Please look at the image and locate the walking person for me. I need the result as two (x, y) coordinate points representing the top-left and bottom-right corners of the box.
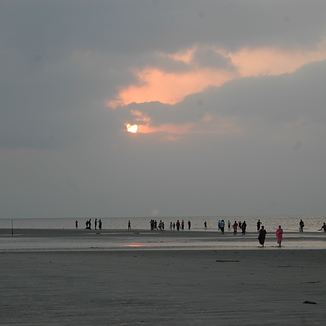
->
(233, 221), (238, 235)
(276, 225), (283, 247)
(258, 226), (267, 247)
(128, 220), (131, 230)
(257, 219), (261, 231)
(220, 220), (225, 234)
(241, 221), (247, 234)
(299, 219), (304, 232)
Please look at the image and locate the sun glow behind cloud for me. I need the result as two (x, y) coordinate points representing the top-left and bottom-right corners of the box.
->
(126, 123), (138, 133)
(108, 40), (326, 137)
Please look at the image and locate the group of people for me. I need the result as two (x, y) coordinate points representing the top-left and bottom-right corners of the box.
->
(83, 218), (102, 230)
(167, 220), (191, 231)
(257, 224), (283, 247)
(149, 219), (166, 230)
(230, 220), (247, 235)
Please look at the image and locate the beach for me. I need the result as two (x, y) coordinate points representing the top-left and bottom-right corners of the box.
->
(0, 230), (325, 325)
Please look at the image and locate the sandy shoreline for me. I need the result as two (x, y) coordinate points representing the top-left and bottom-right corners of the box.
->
(0, 250), (325, 325)
(0, 229), (325, 326)
(0, 229), (325, 251)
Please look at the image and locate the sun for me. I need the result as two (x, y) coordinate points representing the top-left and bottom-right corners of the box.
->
(126, 123), (138, 133)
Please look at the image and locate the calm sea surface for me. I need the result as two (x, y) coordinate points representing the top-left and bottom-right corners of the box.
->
(1, 215), (325, 232)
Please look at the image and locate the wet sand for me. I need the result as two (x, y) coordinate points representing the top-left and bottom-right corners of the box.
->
(0, 230), (325, 325)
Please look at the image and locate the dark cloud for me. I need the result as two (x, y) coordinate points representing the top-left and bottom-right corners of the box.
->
(1, 1), (326, 218)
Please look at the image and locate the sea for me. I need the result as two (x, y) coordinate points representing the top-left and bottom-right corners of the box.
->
(0, 215), (325, 232)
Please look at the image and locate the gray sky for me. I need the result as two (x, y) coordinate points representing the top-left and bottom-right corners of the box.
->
(1, 1), (326, 218)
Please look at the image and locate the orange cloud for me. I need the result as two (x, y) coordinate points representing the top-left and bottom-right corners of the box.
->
(227, 40), (326, 77)
(107, 67), (236, 108)
(136, 114), (242, 139)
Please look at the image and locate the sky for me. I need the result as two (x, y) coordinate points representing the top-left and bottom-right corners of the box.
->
(1, 0), (326, 219)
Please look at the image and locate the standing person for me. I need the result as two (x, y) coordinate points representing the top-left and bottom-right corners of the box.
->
(228, 220), (231, 230)
(75, 220), (78, 229)
(258, 226), (267, 247)
(181, 220), (185, 230)
(188, 220), (191, 230)
(233, 221), (238, 235)
(299, 219), (304, 232)
(204, 221), (207, 229)
(220, 220), (225, 234)
(176, 220), (180, 231)
(128, 220), (131, 230)
(95, 219), (97, 230)
(98, 219), (102, 230)
(241, 221), (247, 234)
(276, 225), (283, 247)
(257, 219), (261, 231)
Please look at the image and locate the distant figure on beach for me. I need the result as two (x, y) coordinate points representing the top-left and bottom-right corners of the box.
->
(176, 220), (180, 231)
(85, 219), (92, 230)
(241, 221), (247, 234)
(233, 221), (238, 235)
(276, 225), (283, 247)
(128, 220), (131, 230)
(219, 220), (225, 234)
(257, 219), (261, 231)
(181, 220), (184, 230)
(258, 226), (266, 247)
(228, 220), (231, 230)
(98, 219), (102, 230)
(204, 221), (207, 229)
(75, 220), (78, 229)
(318, 223), (326, 232)
(188, 220), (191, 230)
(95, 219), (97, 230)
(299, 219), (304, 232)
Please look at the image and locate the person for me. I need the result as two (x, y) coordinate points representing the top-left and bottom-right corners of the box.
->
(299, 219), (304, 232)
(181, 220), (184, 230)
(98, 219), (102, 230)
(176, 220), (180, 231)
(75, 220), (78, 229)
(233, 221), (238, 235)
(276, 225), (283, 247)
(318, 223), (326, 232)
(219, 220), (225, 234)
(241, 221), (247, 234)
(228, 220), (231, 230)
(204, 221), (207, 229)
(128, 220), (131, 230)
(257, 219), (261, 231)
(258, 226), (267, 247)
(188, 220), (191, 230)
(95, 219), (97, 230)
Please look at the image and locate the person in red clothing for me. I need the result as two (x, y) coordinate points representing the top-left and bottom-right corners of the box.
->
(233, 221), (238, 235)
(276, 225), (283, 247)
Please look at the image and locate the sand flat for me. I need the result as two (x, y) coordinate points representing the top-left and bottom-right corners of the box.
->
(0, 248), (325, 325)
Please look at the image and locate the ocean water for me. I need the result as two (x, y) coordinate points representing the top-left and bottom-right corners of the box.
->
(0, 215), (325, 232)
